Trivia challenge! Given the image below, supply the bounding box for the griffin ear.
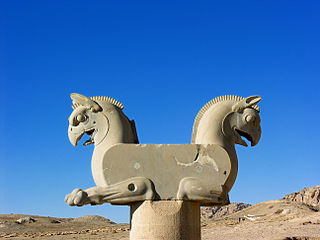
[232,95,261,112]
[70,93,102,112]
[245,96,261,106]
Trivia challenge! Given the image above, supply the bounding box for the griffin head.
[224,96,262,147]
[68,93,109,147]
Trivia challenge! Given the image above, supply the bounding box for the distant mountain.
[0,214,128,239]
[201,202,251,220]
[72,215,115,224]
[201,185,320,221]
[282,185,320,209]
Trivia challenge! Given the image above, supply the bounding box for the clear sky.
[1,0,319,223]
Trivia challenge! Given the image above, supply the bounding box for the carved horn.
[232,96,261,112]
[70,93,102,112]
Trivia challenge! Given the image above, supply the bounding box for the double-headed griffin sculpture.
[65,94,261,206]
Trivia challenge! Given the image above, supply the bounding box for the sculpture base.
[130,200,200,240]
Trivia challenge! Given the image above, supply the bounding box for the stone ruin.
[65,93,262,240]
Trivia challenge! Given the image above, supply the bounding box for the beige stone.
[191,95,261,192]
[130,201,200,240]
[64,93,262,240]
[65,94,261,206]
[102,143,230,204]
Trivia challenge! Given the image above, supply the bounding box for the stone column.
[130,200,200,240]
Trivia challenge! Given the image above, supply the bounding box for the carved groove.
[72,96,124,110]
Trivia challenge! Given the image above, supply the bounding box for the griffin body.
[65,94,261,206]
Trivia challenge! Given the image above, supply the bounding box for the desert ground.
[1,186,319,240]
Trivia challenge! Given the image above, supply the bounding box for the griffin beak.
[68,125,96,147]
[68,126,85,147]
[234,128,261,147]
[250,129,261,147]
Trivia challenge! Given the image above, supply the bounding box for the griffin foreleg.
[65,177,155,206]
[177,177,229,205]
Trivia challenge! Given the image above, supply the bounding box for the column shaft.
[130,200,200,240]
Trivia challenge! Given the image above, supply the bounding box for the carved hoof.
[177,177,225,203]
[65,188,89,206]
[218,187,230,205]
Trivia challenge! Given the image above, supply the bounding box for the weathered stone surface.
[282,186,320,209]
[65,94,262,206]
[130,201,200,240]
[103,143,231,204]
[64,93,262,240]
[201,202,251,220]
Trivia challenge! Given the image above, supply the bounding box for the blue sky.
[1,0,319,223]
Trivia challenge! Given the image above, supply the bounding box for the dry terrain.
[201,200,320,240]
[1,186,319,240]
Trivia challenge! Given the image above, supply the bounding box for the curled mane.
[191,95,260,143]
[72,96,124,110]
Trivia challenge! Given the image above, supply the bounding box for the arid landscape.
[1,186,319,240]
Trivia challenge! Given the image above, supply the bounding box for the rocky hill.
[201,185,320,222]
[201,199,320,240]
[282,185,320,209]
[201,202,251,220]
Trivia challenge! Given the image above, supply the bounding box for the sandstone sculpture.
[65,94,261,206]
[65,93,262,239]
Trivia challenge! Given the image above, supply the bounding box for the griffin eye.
[245,115,254,123]
[76,114,86,122]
